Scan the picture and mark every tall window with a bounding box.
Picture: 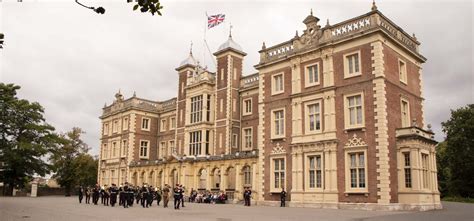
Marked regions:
[399,60,407,84]
[273,158,285,189]
[309,155,322,188]
[205,130,210,155]
[243,166,252,186]
[141,118,150,130]
[349,152,366,188]
[189,131,202,156]
[160,141,166,158]
[123,117,129,130]
[112,142,117,158]
[243,98,252,115]
[421,153,429,189]
[308,103,321,132]
[113,120,118,133]
[306,63,319,86]
[346,53,360,76]
[160,119,167,132]
[273,110,285,137]
[401,99,410,127]
[103,123,109,135]
[206,95,211,121]
[190,95,203,123]
[102,144,108,159]
[170,117,176,129]
[272,73,284,94]
[232,134,238,148]
[404,152,412,188]
[346,94,364,128]
[121,140,127,157]
[243,128,252,149]
[139,141,149,158]
[169,140,175,155]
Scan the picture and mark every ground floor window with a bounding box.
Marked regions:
[349,152,366,188]
[273,158,285,190]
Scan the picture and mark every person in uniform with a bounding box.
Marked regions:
[135,186,141,205]
[78,186,84,204]
[118,184,123,206]
[85,187,91,204]
[280,188,287,207]
[92,184,100,205]
[140,184,148,208]
[173,184,181,210]
[110,184,118,207]
[155,187,162,206]
[122,183,129,208]
[146,186,154,207]
[162,184,170,208]
[180,185,185,207]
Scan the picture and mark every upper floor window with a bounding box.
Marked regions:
[399,59,407,84]
[121,140,127,157]
[272,73,284,95]
[344,51,361,78]
[103,123,109,135]
[243,98,252,115]
[307,102,321,132]
[403,152,412,188]
[139,140,149,158]
[112,142,117,158]
[190,95,203,123]
[344,93,364,129]
[401,98,410,127]
[102,143,108,159]
[272,109,285,138]
[160,119,167,132]
[305,63,320,87]
[141,118,150,131]
[170,117,176,129]
[113,120,118,133]
[232,134,238,149]
[159,141,166,158]
[189,131,202,156]
[123,117,129,130]
[169,140,175,156]
[243,128,253,149]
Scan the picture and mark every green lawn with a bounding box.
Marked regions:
[442,196,474,203]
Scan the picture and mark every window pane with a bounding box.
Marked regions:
[354,54,360,73]
[350,169,357,187]
[359,154,365,167]
[358,168,365,188]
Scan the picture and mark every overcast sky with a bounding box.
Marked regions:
[1,0,472,156]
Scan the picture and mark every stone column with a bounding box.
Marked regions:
[235,164,242,201]
[31,181,38,197]
[220,165,227,191]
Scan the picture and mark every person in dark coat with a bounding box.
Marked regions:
[146,186,154,207]
[92,184,100,205]
[110,184,118,207]
[118,185,124,206]
[280,188,287,207]
[155,187,162,206]
[78,186,84,204]
[140,185,149,208]
[85,187,91,204]
[122,184,129,208]
[173,184,182,210]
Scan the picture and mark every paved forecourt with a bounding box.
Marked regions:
[0,197,473,221]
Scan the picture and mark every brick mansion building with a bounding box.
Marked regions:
[98,4,440,210]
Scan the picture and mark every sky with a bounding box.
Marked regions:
[1,0,473,156]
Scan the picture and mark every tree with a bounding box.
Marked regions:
[436,141,449,197]
[72,153,98,188]
[0,33,4,48]
[75,0,163,16]
[441,104,474,198]
[50,127,89,196]
[0,83,62,196]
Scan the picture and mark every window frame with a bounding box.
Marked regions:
[306,153,324,191]
[242,127,253,150]
[160,119,167,132]
[270,156,286,192]
[344,92,365,130]
[190,95,204,124]
[400,98,411,128]
[344,148,368,193]
[271,108,286,139]
[139,140,150,159]
[122,117,129,131]
[398,59,407,85]
[305,100,323,134]
[242,98,252,116]
[121,140,127,158]
[141,117,151,131]
[304,62,321,87]
[170,117,176,130]
[343,51,362,78]
[271,72,284,95]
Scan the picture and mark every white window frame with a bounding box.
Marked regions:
[190,95,203,124]
[141,117,151,131]
[243,165,252,186]
[399,59,407,85]
[122,117,129,131]
[344,92,365,129]
[103,123,109,136]
[271,108,285,139]
[304,62,320,87]
[344,149,368,193]
[400,98,410,128]
[160,119,167,132]
[306,153,324,190]
[242,127,253,150]
[159,141,166,158]
[271,72,284,95]
[421,152,430,189]
[243,98,252,116]
[139,140,150,159]
[168,140,175,156]
[343,51,362,78]
[102,143,108,159]
[121,140,127,157]
[270,156,286,192]
[232,133,238,149]
[189,131,202,156]
[170,117,176,129]
[403,151,412,188]
[113,120,118,133]
[305,100,322,134]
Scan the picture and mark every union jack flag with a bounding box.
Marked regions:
[207,14,225,29]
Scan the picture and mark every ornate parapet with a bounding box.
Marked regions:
[396,126,437,146]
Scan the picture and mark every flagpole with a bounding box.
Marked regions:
[204,11,217,70]
[204,12,207,69]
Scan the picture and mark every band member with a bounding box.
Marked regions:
[162,184,170,208]
[103,185,110,206]
[244,187,252,206]
[180,185,185,207]
[141,185,148,208]
[173,184,182,210]
[122,183,129,208]
[110,184,118,207]
[155,187,162,206]
[146,186,154,207]
[280,188,287,207]
[85,187,91,204]
[118,184,124,206]
[78,186,84,204]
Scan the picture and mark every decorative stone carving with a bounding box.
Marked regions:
[271,143,286,154]
[345,134,367,147]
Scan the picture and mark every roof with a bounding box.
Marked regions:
[215,36,246,56]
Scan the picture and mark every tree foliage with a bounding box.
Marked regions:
[133,0,163,16]
[50,127,90,196]
[440,104,474,198]
[0,83,62,196]
[72,153,98,188]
